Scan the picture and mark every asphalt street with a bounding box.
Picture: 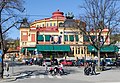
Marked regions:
[1,61,120,83]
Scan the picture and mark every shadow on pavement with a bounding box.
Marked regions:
[13,68,74,81]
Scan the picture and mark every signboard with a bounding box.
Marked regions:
[0,50,2,63]
[0,58,2,62]
[0,50,2,56]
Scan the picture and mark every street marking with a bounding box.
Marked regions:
[29,75,63,79]
[39,75,44,78]
[48,75,54,78]
[56,75,62,79]
[31,75,36,78]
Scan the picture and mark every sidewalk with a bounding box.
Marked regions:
[1,75,16,82]
[65,67,120,82]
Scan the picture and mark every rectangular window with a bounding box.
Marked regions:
[64,35,68,41]
[23,33,27,35]
[45,35,51,41]
[37,35,44,41]
[69,35,74,41]
[31,34,35,42]
[76,35,79,41]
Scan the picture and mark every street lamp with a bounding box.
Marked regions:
[92,48,95,59]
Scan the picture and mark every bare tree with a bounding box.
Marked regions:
[0,0,25,78]
[77,0,120,70]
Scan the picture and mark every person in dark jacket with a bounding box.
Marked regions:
[84,62,91,75]
[91,62,97,75]
[102,59,106,71]
[5,62,9,77]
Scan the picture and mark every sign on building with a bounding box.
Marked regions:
[0,50,2,63]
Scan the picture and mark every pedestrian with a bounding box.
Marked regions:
[5,62,9,77]
[34,57,37,65]
[91,61,97,75]
[101,59,106,71]
[84,62,89,75]
[45,63,48,73]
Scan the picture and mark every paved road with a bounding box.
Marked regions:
[1,62,120,83]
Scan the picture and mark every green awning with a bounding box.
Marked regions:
[101,45,119,52]
[87,45,119,52]
[27,47,36,51]
[87,45,97,52]
[37,35,44,41]
[69,35,74,41]
[20,48,25,53]
[53,45,70,52]
[45,35,50,41]
[20,47,36,53]
[37,45,53,51]
[36,45,70,52]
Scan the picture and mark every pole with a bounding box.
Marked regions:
[0,10,4,79]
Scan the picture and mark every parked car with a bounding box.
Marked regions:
[43,59,52,66]
[114,59,120,67]
[76,59,85,66]
[36,58,43,66]
[59,59,73,66]
[105,59,114,66]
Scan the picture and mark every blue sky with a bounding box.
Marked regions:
[8,0,84,39]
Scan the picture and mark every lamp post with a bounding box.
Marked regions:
[92,48,95,59]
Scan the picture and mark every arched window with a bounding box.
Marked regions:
[50,23,52,26]
[54,23,56,26]
[47,23,49,27]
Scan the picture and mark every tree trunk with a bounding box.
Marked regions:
[0,27,4,79]
[0,10,4,79]
[97,49,101,70]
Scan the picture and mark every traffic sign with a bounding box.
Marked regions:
[0,50,2,62]
[0,58,2,62]
[0,50,2,56]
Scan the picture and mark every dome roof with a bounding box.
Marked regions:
[20,18,30,28]
[52,9,64,18]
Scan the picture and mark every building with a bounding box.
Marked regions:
[19,10,118,59]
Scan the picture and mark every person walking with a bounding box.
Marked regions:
[84,62,89,75]
[102,59,106,71]
[5,62,9,77]
[44,63,48,73]
[91,61,97,75]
